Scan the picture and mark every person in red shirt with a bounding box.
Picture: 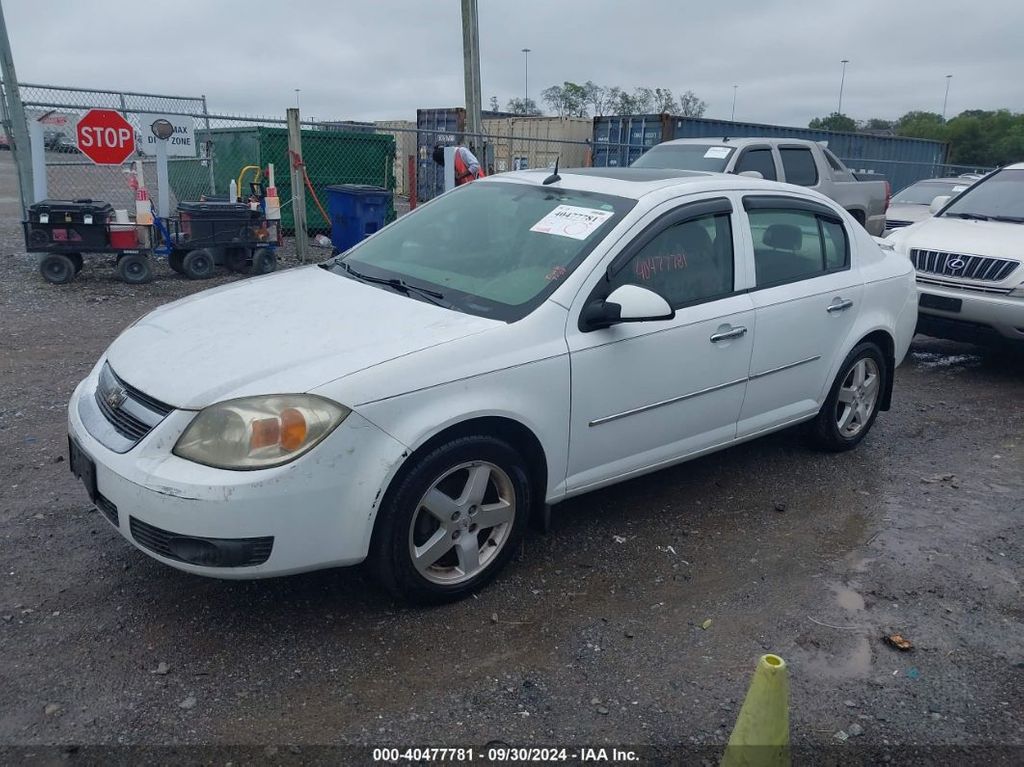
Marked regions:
[432,143,486,186]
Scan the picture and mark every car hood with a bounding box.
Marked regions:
[104,266,500,409]
[889,215,1024,261]
[885,203,930,224]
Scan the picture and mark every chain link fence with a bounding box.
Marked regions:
[0,80,997,241]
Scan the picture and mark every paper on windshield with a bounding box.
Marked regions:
[952,185,967,192]
[704,147,731,159]
[530,205,615,240]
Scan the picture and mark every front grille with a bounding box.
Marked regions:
[95,392,152,441]
[910,249,1019,282]
[94,363,172,447]
[886,219,913,229]
[96,495,118,526]
[129,517,274,567]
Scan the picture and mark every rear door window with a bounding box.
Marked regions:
[734,148,777,180]
[779,148,819,186]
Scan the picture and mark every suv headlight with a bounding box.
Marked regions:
[173,394,350,470]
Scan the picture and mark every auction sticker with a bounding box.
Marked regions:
[530,205,615,240]
[704,146,731,159]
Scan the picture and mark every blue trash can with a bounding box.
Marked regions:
[325,184,392,252]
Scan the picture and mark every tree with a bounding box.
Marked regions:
[677,90,707,118]
[505,97,541,116]
[541,82,589,117]
[488,95,500,112]
[583,81,608,116]
[859,117,895,133]
[650,88,678,113]
[808,112,857,132]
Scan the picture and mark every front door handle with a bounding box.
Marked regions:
[710,326,748,343]
[827,298,855,313]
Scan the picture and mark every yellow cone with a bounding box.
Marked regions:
[720,654,790,767]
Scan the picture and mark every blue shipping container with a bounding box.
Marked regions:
[593,114,950,192]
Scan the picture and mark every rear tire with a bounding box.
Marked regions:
[39,254,76,284]
[116,253,153,284]
[809,342,886,452]
[251,250,277,275]
[369,435,531,604]
[168,251,185,274]
[182,249,215,280]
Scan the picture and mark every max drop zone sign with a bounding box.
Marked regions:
[138,114,196,157]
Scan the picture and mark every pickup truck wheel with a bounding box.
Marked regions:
[369,435,531,604]
[809,342,886,452]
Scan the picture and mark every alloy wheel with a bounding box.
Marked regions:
[835,357,880,437]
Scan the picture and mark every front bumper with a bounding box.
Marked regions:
[916,281,1024,343]
[67,365,410,578]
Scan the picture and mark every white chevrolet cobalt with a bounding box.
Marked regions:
[68,168,917,603]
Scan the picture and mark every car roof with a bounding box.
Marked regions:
[909,177,976,185]
[654,137,824,149]
[1004,162,1024,171]
[485,167,795,200]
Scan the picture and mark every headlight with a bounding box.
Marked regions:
[173,394,350,470]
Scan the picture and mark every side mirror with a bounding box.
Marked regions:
[737,170,764,179]
[581,284,675,331]
[929,195,951,214]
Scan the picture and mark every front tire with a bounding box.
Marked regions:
[369,435,531,604]
[39,253,76,284]
[116,253,153,284]
[809,342,886,452]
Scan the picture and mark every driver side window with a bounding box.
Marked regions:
[607,211,735,309]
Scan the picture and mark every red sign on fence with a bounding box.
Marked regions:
[76,109,136,165]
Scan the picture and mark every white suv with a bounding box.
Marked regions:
[884,163,1024,346]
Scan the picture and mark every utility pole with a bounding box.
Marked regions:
[461,0,482,152]
[0,0,34,215]
[731,85,738,121]
[521,48,531,114]
[286,107,309,264]
[942,74,953,120]
[837,59,849,115]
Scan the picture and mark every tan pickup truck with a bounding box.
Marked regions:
[632,137,890,235]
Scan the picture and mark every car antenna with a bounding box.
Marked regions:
[542,157,561,185]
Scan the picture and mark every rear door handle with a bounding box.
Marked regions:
[827,298,854,313]
[710,326,747,343]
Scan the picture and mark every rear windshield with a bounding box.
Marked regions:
[632,144,734,172]
[893,180,970,205]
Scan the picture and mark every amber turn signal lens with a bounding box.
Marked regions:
[279,408,308,451]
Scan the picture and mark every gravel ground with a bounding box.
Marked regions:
[0,171,1022,762]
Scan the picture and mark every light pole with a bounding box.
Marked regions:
[837,59,849,115]
[942,74,953,120]
[294,89,301,111]
[521,48,531,114]
[731,85,738,121]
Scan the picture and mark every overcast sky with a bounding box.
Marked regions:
[5,0,1022,125]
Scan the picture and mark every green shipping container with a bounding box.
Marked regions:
[168,126,396,232]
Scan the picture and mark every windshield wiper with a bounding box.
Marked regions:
[990,215,1024,224]
[340,262,448,306]
[947,212,990,220]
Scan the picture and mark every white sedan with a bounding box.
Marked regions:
[67,169,917,603]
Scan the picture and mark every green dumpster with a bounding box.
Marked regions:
[168,126,396,232]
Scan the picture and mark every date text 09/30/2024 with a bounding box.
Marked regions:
[372,747,640,762]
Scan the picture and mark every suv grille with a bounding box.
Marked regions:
[910,249,1018,282]
[94,363,172,446]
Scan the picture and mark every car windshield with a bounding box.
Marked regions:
[892,180,970,205]
[941,169,1024,221]
[330,181,635,321]
[631,144,734,172]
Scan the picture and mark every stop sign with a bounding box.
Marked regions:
[76,109,136,165]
